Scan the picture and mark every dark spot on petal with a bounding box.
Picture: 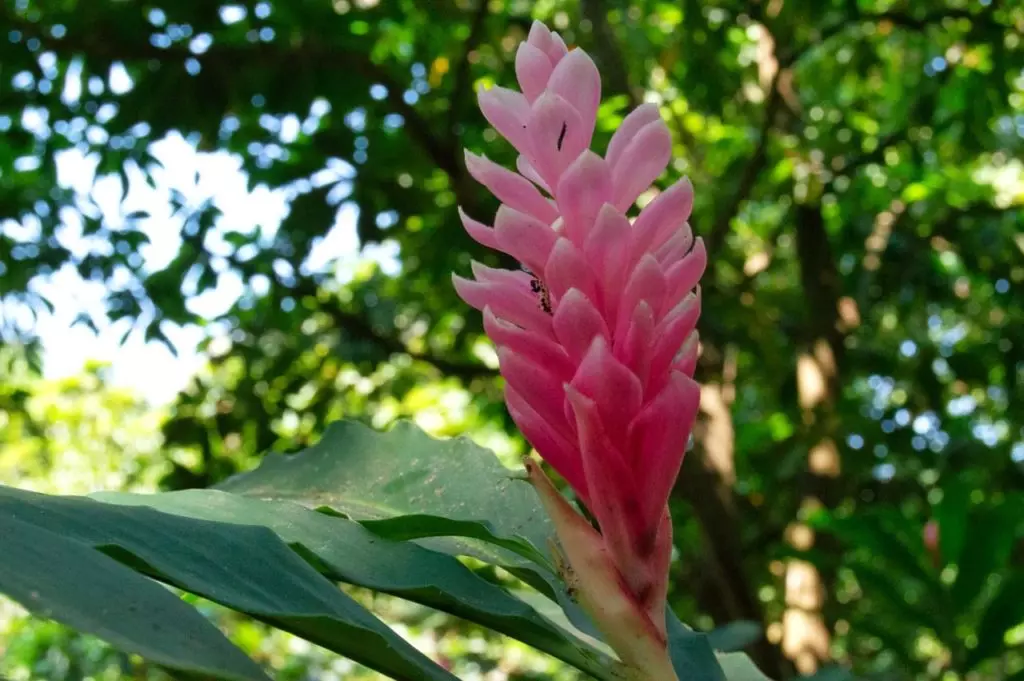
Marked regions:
[636,581,654,606]
[557,122,568,151]
[529,275,552,314]
[636,529,658,557]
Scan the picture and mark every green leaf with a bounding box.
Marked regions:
[0,510,270,681]
[952,505,1018,611]
[0,485,457,681]
[94,488,620,680]
[966,571,1024,669]
[716,652,773,681]
[217,420,555,573]
[817,511,945,605]
[706,620,763,652]
[667,612,728,681]
[849,563,949,637]
[215,420,601,641]
[934,479,970,566]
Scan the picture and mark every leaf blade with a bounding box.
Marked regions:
[0,510,270,681]
[95,488,620,680]
[216,420,555,569]
[0,485,457,681]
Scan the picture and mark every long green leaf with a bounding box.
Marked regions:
[706,620,763,653]
[952,505,1018,611]
[211,418,728,676]
[933,480,970,566]
[966,571,1024,669]
[0,485,456,681]
[0,511,270,681]
[717,652,774,681]
[849,564,950,638]
[815,511,946,606]
[95,488,620,680]
[667,612,728,681]
[216,420,554,570]
[213,419,604,639]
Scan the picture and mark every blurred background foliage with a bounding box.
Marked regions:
[1,0,1022,679]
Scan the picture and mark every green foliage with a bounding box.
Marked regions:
[667,614,727,681]
[0,420,758,681]
[708,621,765,654]
[216,419,556,571]
[1,483,461,681]
[0,500,270,681]
[717,653,775,681]
[813,488,1024,674]
[96,488,614,678]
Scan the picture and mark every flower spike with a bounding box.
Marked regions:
[454,21,704,679]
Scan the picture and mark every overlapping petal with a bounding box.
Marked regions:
[452,22,705,653]
[464,151,558,223]
[628,372,701,532]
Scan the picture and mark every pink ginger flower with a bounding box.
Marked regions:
[453,21,705,648]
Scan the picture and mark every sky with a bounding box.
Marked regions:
[1,28,404,406]
[22,132,399,404]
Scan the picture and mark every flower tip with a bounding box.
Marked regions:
[527,19,553,48]
[528,19,546,31]
[676,331,701,374]
[667,369,702,413]
[555,45,599,77]
[572,334,614,382]
[586,331,611,355]
[457,205,478,228]
[562,382,593,415]
[677,176,695,202]
[451,273,479,301]
[572,148,606,169]
[481,305,519,340]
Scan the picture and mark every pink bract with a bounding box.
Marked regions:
[453,20,705,629]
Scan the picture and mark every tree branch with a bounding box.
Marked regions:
[446,0,490,138]
[705,69,783,258]
[6,12,503,382]
[327,306,498,380]
[579,0,640,109]
[5,12,463,180]
[288,279,497,381]
[781,7,1005,67]
[794,204,845,368]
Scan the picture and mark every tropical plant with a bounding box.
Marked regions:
[1,20,767,681]
[2,0,1021,679]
